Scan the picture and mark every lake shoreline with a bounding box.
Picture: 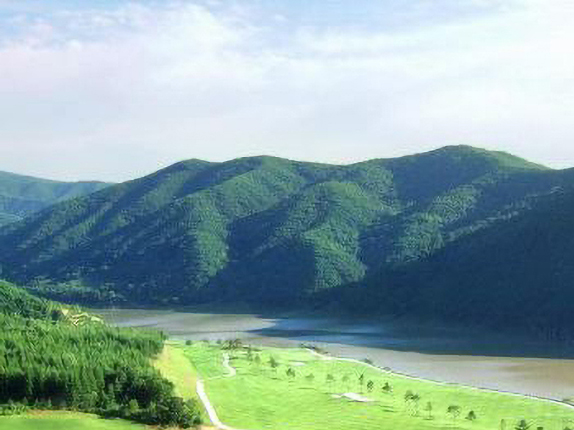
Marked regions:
[94,307,574,400]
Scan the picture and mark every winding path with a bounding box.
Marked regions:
[222,353,236,377]
[196,352,244,430]
[197,379,245,430]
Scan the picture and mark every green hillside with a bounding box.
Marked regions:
[349,177,574,337]
[0,280,201,427]
[0,145,563,319]
[0,279,59,319]
[0,170,110,226]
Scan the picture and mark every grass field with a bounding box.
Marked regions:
[154,341,200,401]
[153,341,213,427]
[182,342,574,430]
[0,411,146,430]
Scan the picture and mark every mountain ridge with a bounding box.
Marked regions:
[1,145,573,334]
[0,170,111,226]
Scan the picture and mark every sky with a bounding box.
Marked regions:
[0,0,573,182]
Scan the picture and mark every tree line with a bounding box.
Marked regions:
[0,312,201,427]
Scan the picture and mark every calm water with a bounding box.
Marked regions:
[95,308,574,400]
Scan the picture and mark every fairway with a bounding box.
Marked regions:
[153,341,213,425]
[0,411,146,430]
[183,342,574,430]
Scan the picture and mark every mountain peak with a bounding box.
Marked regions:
[429,145,549,171]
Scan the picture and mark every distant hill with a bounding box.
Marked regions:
[0,170,110,225]
[0,145,566,319]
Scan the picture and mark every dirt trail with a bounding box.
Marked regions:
[195,353,244,430]
[222,353,236,377]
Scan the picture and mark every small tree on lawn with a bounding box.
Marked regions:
[411,394,421,416]
[382,382,393,395]
[424,401,433,419]
[358,373,365,393]
[367,380,374,393]
[269,356,279,373]
[466,410,477,422]
[447,405,461,421]
[515,419,531,430]
[286,368,296,380]
[404,390,416,413]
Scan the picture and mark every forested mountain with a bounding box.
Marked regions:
[344,181,574,337]
[0,170,109,226]
[0,145,567,322]
[0,280,201,426]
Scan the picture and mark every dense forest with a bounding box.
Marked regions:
[0,170,109,226]
[0,281,201,427]
[341,186,574,339]
[1,146,574,334]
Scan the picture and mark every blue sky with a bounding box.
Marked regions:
[0,0,572,181]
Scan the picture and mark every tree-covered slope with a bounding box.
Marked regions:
[351,174,574,336]
[0,170,110,226]
[0,280,201,426]
[0,279,59,319]
[0,146,561,310]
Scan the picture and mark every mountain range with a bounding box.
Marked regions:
[0,145,573,334]
[0,170,109,225]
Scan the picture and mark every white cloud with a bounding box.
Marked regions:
[0,0,573,181]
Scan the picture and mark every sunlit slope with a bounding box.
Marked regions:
[0,146,560,308]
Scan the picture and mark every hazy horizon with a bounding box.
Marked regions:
[1,0,572,182]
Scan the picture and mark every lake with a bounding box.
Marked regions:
[95,308,574,400]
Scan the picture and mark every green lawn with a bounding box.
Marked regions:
[0,411,145,430]
[153,341,212,425]
[182,342,574,430]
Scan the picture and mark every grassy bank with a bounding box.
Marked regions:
[183,342,574,430]
[0,411,146,430]
[153,341,213,426]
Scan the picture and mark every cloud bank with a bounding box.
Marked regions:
[0,0,572,181]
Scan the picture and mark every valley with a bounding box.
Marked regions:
[1,0,572,427]
[3,146,574,429]
[97,308,574,401]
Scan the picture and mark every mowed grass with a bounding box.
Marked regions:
[0,411,145,430]
[183,342,574,430]
[153,341,214,426]
[153,341,199,401]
